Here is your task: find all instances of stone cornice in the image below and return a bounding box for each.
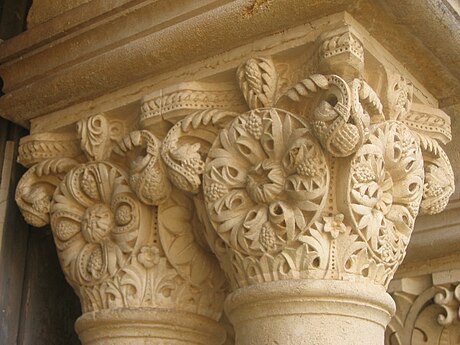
[11,12,443,135]
[0,0,459,128]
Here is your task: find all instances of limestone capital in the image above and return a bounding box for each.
[12,19,457,345]
[14,112,227,344]
[150,32,453,291]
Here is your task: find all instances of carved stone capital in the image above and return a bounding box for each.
[195,52,449,294]
[15,113,227,345]
[13,20,456,345]
[134,30,453,344]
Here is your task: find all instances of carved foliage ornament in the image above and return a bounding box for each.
[387,281,460,345]
[14,32,454,307]
[182,55,430,289]
[203,108,329,287]
[50,161,224,319]
[104,54,450,290]
[15,112,226,320]
[348,121,424,286]
[384,74,455,215]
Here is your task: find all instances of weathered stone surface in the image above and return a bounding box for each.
[0,1,458,344]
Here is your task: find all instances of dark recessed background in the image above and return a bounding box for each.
[0,2,82,344]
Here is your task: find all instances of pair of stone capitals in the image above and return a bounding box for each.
[14,26,455,325]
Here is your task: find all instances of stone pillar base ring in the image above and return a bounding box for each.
[75,308,226,345]
[225,279,396,345]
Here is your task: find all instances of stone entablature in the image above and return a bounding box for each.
[2,5,458,345]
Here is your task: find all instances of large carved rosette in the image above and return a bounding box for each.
[204,108,329,288]
[50,161,225,319]
[51,162,144,288]
[347,121,424,286]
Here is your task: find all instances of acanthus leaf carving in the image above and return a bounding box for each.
[157,188,226,316]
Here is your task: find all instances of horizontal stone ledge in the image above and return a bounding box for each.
[0,0,459,128]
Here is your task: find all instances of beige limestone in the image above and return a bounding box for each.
[387,270,460,345]
[75,309,225,345]
[27,0,92,28]
[0,1,459,345]
[226,280,395,345]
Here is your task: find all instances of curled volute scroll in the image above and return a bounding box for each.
[161,109,240,194]
[77,113,125,161]
[387,281,460,345]
[115,130,171,205]
[16,158,80,227]
[278,74,382,157]
[16,113,128,228]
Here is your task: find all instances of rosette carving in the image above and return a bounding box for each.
[50,161,224,319]
[204,108,329,288]
[347,121,424,286]
[51,162,144,287]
